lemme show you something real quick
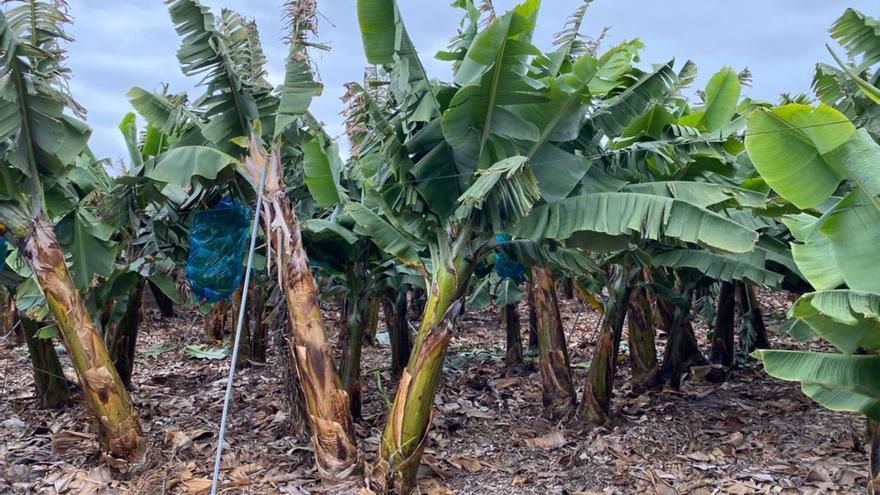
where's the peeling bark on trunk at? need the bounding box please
[149,281,175,318]
[736,282,770,352]
[106,280,145,389]
[20,218,144,460]
[245,144,358,480]
[231,286,251,367]
[22,316,70,408]
[502,303,525,375]
[531,266,576,416]
[205,300,229,342]
[709,282,736,367]
[383,288,410,378]
[580,268,632,425]
[627,284,657,383]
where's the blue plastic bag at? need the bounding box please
[187,198,251,303]
[0,237,6,271]
[494,233,525,282]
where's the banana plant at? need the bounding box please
[0,1,145,460]
[130,0,360,478]
[746,13,880,487]
[510,56,784,421]
[298,134,424,420]
[351,0,764,488]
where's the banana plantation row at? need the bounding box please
[2,0,880,493]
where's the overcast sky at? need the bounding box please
[56,0,876,165]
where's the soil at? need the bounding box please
[0,289,868,494]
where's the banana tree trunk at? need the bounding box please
[364,294,380,346]
[21,315,70,408]
[627,284,657,383]
[580,267,633,425]
[231,286,251,367]
[20,218,144,460]
[250,283,269,363]
[245,144,358,479]
[277,315,310,439]
[735,282,770,352]
[560,277,574,300]
[870,421,880,494]
[383,288,410,378]
[709,281,736,367]
[502,303,525,375]
[205,300,229,341]
[2,288,22,346]
[105,279,145,389]
[148,280,175,318]
[340,295,368,421]
[373,258,470,494]
[654,285,706,389]
[531,266,576,415]
[526,282,538,352]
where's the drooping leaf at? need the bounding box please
[56,209,117,290]
[651,249,783,287]
[817,192,880,292]
[344,203,422,267]
[147,146,239,187]
[511,192,758,253]
[830,8,880,69]
[456,155,539,231]
[789,290,880,354]
[622,181,767,209]
[755,349,880,420]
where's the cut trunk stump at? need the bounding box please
[205,300,229,342]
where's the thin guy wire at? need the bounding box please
[209,154,268,495]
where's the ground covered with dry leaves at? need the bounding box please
[0,290,868,494]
